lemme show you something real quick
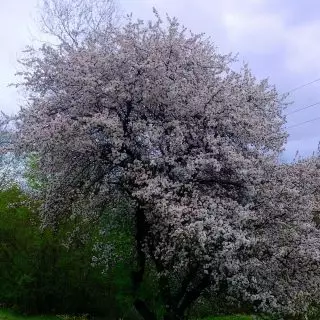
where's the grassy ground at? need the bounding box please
[201,316,252,320]
[0,309,252,320]
[0,310,57,320]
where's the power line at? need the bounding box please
[286,78,320,94]
[283,78,320,121]
[285,101,320,115]
[287,116,320,129]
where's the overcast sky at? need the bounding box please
[1,0,320,160]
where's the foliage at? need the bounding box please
[0,114,21,188]
[0,187,137,318]
[0,187,39,310]
[23,154,47,191]
[15,6,320,320]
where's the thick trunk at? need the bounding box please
[134,299,157,320]
[132,205,157,320]
[131,204,210,320]
[163,312,185,320]
[161,276,209,320]
[177,275,209,315]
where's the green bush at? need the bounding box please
[0,187,132,318]
[0,187,40,312]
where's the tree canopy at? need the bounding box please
[15,9,320,320]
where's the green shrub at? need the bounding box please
[0,187,128,318]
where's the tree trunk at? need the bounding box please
[132,204,157,320]
[131,204,210,320]
[134,299,157,320]
[163,310,185,320]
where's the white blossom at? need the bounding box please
[15,12,320,319]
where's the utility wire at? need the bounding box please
[286,78,320,94]
[282,79,320,128]
[287,116,320,129]
[285,101,320,115]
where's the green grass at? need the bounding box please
[0,309,253,320]
[0,310,58,320]
[200,316,252,320]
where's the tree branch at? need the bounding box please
[177,275,210,315]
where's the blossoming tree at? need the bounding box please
[16,7,320,320]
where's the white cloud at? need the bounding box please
[222,12,285,54]
[0,0,38,114]
[284,21,320,75]
[215,1,320,77]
